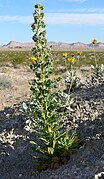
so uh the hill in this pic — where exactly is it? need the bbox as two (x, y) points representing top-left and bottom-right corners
(1, 41), (104, 50)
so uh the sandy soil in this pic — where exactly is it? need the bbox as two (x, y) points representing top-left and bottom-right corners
(0, 66), (32, 110)
(0, 65), (91, 110)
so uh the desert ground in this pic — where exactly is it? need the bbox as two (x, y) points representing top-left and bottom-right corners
(0, 61), (104, 179)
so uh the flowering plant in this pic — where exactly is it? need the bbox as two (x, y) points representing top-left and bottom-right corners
(62, 53), (81, 93)
(91, 39), (104, 76)
(23, 3), (79, 170)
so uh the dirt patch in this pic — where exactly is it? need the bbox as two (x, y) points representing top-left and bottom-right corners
(0, 66), (32, 110)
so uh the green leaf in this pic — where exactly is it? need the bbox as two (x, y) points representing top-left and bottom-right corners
(48, 127), (52, 133)
(40, 137), (49, 145)
(30, 141), (38, 146)
(22, 102), (28, 111)
(53, 140), (56, 148)
(48, 147), (54, 155)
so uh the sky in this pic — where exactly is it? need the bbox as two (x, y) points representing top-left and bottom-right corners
(0, 0), (104, 45)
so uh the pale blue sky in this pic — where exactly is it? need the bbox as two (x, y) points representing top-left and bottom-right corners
(0, 0), (104, 45)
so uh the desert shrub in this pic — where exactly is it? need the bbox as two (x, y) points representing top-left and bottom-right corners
(0, 50), (104, 69)
(0, 75), (12, 89)
(0, 51), (32, 67)
(23, 3), (80, 170)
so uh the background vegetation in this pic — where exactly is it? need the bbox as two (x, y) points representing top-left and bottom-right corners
(0, 50), (104, 68)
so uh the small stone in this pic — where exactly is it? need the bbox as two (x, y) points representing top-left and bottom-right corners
(19, 174), (22, 178)
(95, 172), (104, 179)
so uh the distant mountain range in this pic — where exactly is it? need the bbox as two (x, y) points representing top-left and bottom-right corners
(1, 41), (104, 50)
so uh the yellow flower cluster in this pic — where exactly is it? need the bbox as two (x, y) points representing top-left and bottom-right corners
(67, 57), (75, 63)
(62, 52), (76, 63)
(91, 39), (97, 44)
(31, 57), (37, 63)
(62, 52), (68, 57)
